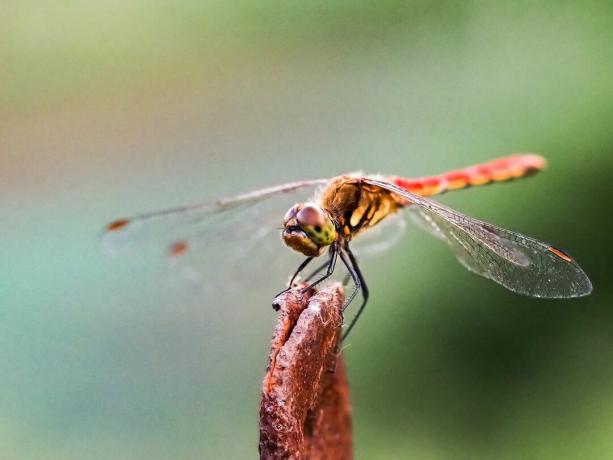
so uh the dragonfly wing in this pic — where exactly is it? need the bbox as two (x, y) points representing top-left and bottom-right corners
(102, 178), (330, 290)
(364, 178), (592, 298)
(103, 178), (330, 251)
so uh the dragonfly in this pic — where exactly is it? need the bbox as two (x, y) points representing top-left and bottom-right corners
(105, 154), (592, 339)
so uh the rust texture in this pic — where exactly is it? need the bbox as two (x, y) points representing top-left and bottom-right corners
(260, 284), (352, 460)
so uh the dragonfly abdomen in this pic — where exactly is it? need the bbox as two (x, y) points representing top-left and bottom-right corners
(392, 154), (546, 198)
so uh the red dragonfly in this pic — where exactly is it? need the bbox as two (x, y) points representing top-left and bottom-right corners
(105, 154), (592, 338)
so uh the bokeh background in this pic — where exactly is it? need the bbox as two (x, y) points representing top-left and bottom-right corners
(2, 2), (613, 459)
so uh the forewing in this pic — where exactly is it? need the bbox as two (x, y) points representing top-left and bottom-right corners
(102, 179), (330, 290)
(364, 178), (592, 298)
(103, 179), (329, 249)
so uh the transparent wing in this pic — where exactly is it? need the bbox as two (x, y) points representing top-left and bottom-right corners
(364, 178), (592, 298)
(102, 178), (330, 291)
(103, 179), (329, 249)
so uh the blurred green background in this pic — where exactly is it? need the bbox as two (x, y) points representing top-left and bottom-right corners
(2, 1), (612, 459)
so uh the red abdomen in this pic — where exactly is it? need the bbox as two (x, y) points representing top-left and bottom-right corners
(391, 154), (546, 197)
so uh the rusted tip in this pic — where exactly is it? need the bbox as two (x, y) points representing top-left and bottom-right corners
(168, 240), (189, 257)
(106, 218), (130, 232)
(260, 284), (352, 460)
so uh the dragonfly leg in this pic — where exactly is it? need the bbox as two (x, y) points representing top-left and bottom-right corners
(288, 256), (315, 287)
(339, 245), (369, 341)
(273, 256), (314, 301)
(303, 260), (330, 283)
(300, 246), (338, 293)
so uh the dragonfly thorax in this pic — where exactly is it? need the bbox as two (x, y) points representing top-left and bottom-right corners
(282, 202), (337, 257)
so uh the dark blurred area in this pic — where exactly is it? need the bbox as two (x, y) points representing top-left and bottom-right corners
(2, 2), (612, 459)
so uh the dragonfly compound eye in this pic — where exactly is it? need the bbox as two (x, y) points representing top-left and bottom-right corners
(296, 204), (336, 246)
(281, 203), (336, 256)
(283, 204), (299, 225)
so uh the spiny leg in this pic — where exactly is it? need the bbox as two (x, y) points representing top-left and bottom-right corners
(273, 256), (314, 301)
(294, 248), (351, 290)
(301, 245), (338, 293)
(339, 245), (369, 341)
(337, 250), (361, 309)
(275, 257), (331, 303)
(303, 260), (330, 283)
(287, 256), (314, 288)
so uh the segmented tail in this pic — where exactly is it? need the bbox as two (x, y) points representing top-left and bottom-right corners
(392, 154), (546, 197)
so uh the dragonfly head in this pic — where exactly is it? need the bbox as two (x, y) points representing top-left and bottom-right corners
(282, 203), (337, 257)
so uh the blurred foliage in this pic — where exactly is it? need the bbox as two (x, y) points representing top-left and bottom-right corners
(1, 1), (612, 459)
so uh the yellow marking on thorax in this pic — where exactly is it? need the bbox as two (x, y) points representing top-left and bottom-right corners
(319, 178), (402, 240)
(349, 201), (370, 227)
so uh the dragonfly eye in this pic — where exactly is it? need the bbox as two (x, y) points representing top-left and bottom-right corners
(296, 204), (336, 247)
(283, 205), (299, 225)
(282, 203), (336, 256)
(296, 204), (326, 228)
